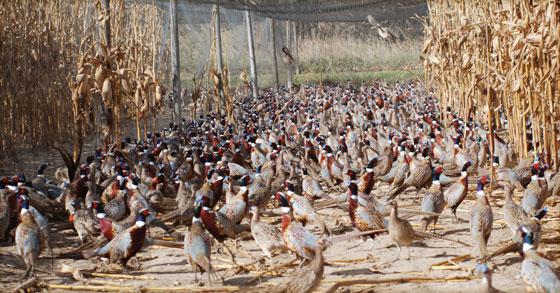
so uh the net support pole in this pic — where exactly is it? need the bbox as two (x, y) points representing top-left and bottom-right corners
(156, 1), (170, 77)
(245, 10), (258, 98)
(286, 20), (293, 88)
(170, 0), (182, 125)
(293, 22), (300, 74)
(270, 18), (280, 90)
(214, 4), (225, 113)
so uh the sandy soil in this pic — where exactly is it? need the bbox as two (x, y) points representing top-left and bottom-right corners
(1, 183), (559, 292)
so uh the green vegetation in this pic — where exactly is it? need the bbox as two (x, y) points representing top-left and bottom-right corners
(294, 70), (423, 85)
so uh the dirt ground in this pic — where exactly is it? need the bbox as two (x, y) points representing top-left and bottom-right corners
(1, 182), (559, 292)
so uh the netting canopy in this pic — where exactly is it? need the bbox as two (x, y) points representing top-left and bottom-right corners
(150, 0), (425, 91)
(175, 0), (427, 24)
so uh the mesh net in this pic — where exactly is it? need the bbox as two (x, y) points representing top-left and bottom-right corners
(156, 0), (426, 90)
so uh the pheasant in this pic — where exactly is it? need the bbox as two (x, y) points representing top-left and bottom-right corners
(387, 200), (470, 261)
(185, 204), (217, 285)
(358, 158), (378, 195)
(419, 166), (444, 232)
(281, 181), (330, 235)
(278, 195), (323, 262)
(301, 168), (328, 200)
(277, 238), (327, 293)
(218, 176), (249, 224)
(83, 210), (149, 273)
(491, 184), (547, 259)
(519, 226), (560, 293)
(250, 206), (285, 258)
(0, 186), (17, 242)
(444, 161), (472, 221)
(387, 150), (432, 201)
(15, 199), (42, 278)
(17, 191), (51, 256)
(521, 165), (548, 217)
(470, 176), (492, 260)
(391, 148), (410, 189)
(347, 182), (385, 236)
(197, 197), (238, 262)
(104, 189), (129, 221)
(69, 200), (97, 244)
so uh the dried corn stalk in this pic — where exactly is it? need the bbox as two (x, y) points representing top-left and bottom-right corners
(424, 0), (560, 169)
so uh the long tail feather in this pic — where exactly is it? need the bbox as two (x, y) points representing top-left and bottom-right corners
(413, 230), (472, 247)
(327, 229), (387, 243)
(489, 241), (519, 259)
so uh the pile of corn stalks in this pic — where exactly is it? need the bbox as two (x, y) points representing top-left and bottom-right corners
(423, 0), (560, 168)
(0, 0), (167, 160)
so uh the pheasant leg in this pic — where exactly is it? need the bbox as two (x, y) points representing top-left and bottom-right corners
(221, 242), (238, 265)
(393, 242), (402, 261)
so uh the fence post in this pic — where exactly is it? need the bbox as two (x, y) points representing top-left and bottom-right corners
(245, 10), (258, 98)
(270, 18), (280, 90)
(170, 0), (182, 125)
(214, 4), (225, 112)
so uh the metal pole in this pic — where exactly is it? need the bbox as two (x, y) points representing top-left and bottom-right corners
(170, 0), (182, 124)
(156, 1), (170, 76)
(214, 5), (223, 74)
(245, 10), (258, 98)
(286, 20), (293, 88)
(293, 22), (300, 74)
(214, 4), (225, 112)
(270, 18), (280, 90)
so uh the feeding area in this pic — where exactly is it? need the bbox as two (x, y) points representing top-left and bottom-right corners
(1, 0), (559, 292)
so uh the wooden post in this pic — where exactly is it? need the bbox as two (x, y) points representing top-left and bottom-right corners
(170, 0), (182, 124)
(270, 18), (280, 90)
(245, 10), (258, 98)
(214, 4), (225, 112)
(286, 20), (293, 88)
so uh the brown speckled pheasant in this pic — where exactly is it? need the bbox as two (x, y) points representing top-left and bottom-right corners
(250, 206), (285, 258)
(277, 238), (327, 293)
(470, 176), (492, 259)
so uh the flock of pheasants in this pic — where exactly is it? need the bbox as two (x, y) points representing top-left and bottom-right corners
(1, 82), (559, 292)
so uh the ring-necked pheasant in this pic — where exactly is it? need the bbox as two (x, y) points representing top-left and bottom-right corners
(387, 148), (432, 201)
(347, 182), (385, 237)
(218, 176), (249, 224)
(185, 204), (218, 285)
(277, 194), (323, 262)
(83, 209), (149, 273)
(419, 166), (444, 232)
(444, 161), (472, 222)
(15, 199), (42, 278)
(521, 164), (548, 217)
(519, 226), (560, 292)
(280, 181), (330, 235)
